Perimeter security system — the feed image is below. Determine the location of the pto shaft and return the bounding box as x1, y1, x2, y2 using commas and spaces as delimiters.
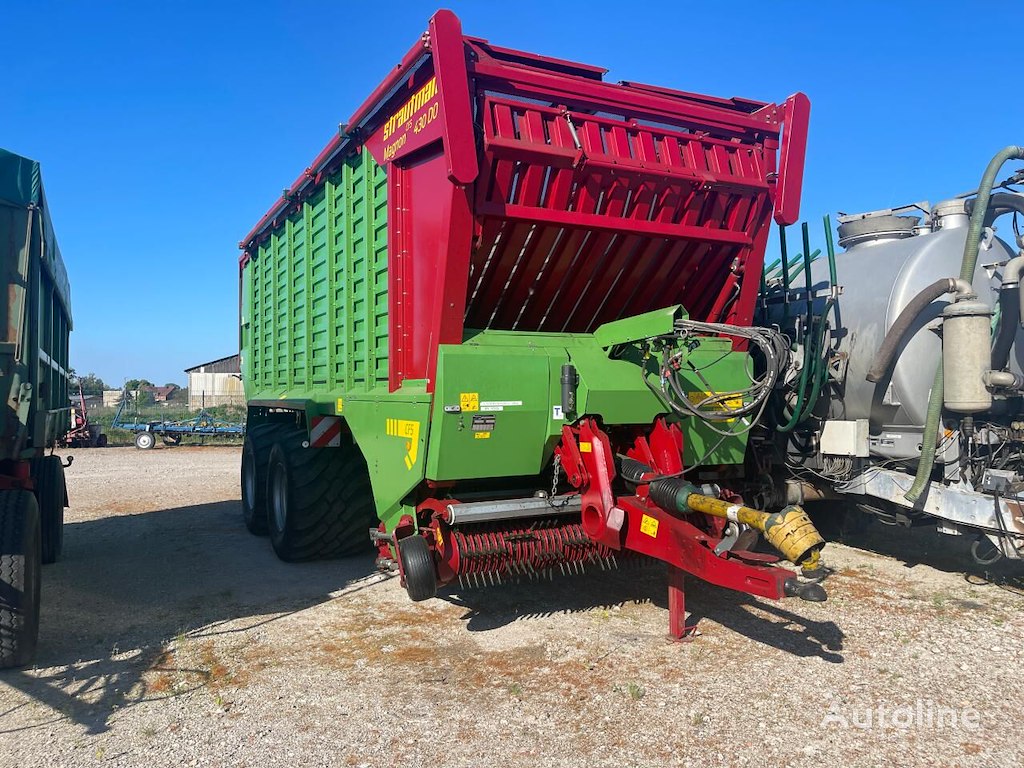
648, 478, 825, 576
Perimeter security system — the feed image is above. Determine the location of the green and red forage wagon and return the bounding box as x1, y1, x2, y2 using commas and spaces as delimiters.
238, 9, 824, 637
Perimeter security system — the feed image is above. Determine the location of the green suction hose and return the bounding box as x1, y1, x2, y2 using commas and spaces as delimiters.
904, 146, 1024, 503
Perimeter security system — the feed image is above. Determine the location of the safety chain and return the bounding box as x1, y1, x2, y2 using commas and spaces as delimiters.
548, 453, 570, 509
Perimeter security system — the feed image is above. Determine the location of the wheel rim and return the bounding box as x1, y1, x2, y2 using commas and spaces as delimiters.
271, 460, 288, 533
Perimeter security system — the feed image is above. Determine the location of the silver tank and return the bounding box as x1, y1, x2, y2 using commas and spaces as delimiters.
811, 200, 1016, 458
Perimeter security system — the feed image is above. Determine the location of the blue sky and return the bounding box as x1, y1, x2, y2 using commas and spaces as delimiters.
4, 0, 1022, 386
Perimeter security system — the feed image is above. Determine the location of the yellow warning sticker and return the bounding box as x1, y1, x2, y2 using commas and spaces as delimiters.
688, 391, 744, 422
640, 514, 659, 537
336, 397, 344, 414
434, 526, 444, 547
687, 391, 744, 413
579, 442, 592, 453
474, 432, 491, 439
385, 418, 421, 470
460, 392, 480, 412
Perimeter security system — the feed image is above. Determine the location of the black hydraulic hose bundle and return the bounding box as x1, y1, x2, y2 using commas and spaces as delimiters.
651, 320, 790, 430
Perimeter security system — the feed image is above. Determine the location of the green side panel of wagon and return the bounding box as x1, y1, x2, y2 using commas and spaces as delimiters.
240, 146, 389, 402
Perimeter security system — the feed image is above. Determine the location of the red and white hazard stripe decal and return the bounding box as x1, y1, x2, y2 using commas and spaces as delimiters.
309, 416, 342, 447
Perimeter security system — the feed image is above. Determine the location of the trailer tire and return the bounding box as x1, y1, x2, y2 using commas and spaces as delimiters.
0, 490, 41, 668
134, 431, 156, 450
32, 456, 65, 564
241, 423, 281, 536
398, 535, 437, 602
266, 430, 377, 561
96, 434, 108, 448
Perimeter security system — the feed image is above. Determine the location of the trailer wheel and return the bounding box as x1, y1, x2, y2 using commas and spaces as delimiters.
266, 430, 377, 561
134, 431, 156, 450
398, 535, 437, 602
240, 424, 281, 536
96, 434, 107, 448
162, 435, 182, 447
0, 490, 41, 668
32, 456, 65, 564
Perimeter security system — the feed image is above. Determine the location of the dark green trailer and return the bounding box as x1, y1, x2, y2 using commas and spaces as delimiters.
239, 11, 825, 639
0, 148, 73, 667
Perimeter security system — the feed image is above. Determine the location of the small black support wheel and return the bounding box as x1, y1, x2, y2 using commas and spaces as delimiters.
971, 535, 1004, 566
134, 431, 156, 450
0, 490, 42, 668
32, 456, 65, 564
266, 429, 378, 562
162, 435, 182, 447
240, 423, 281, 536
399, 535, 437, 602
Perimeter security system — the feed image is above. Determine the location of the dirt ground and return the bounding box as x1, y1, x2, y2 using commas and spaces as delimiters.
0, 446, 1022, 767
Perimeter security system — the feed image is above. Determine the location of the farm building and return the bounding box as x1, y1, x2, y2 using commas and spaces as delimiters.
102, 389, 123, 408
144, 385, 179, 403
185, 354, 243, 409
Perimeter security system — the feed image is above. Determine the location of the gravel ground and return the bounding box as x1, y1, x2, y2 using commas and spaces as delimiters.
0, 445, 1022, 767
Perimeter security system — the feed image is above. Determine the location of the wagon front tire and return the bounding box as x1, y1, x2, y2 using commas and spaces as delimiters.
241, 424, 280, 536
134, 431, 156, 450
0, 490, 42, 668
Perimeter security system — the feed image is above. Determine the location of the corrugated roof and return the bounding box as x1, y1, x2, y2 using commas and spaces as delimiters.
184, 353, 240, 374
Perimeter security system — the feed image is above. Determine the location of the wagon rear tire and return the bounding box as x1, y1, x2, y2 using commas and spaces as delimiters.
134, 432, 156, 450
0, 490, 42, 668
241, 424, 280, 536
266, 430, 377, 561
32, 456, 65, 564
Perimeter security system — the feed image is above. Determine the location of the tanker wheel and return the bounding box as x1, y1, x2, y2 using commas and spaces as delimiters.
0, 490, 41, 668
96, 434, 108, 448
266, 429, 377, 562
398, 535, 437, 602
32, 456, 65, 564
240, 423, 281, 536
134, 431, 156, 450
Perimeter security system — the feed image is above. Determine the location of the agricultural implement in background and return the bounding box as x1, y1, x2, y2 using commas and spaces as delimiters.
113, 392, 245, 449
62, 380, 107, 448
0, 147, 73, 667
238, 9, 825, 640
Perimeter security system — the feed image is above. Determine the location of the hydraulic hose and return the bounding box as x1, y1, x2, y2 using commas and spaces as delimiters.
967, 192, 1024, 229
777, 298, 835, 431
906, 146, 1024, 503
866, 278, 975, 383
